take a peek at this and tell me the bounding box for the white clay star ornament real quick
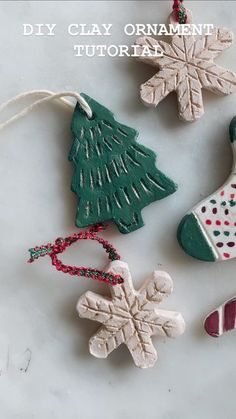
[135,12,236,122]
[77,260,185,369]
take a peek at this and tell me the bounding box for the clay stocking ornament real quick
[178,116,236,262]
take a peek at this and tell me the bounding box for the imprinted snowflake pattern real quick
[135,27,236,121]
[77,260,185,369]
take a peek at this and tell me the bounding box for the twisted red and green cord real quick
[28,224,123,286]
[173,0,187,24]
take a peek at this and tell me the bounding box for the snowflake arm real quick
[193,27,234,61]
[77,292,125,327]
[196,63,236,95]
[109,261,136,307]
[153,309,186,338]
[126,327,157,368]
[89,325,127,358]
[139,270,173,303]
[171,34,196,62]
[176,67,204,121]
[135,36,179,69]
[140,69,181,107]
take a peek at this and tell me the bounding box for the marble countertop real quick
[0,1,236,418]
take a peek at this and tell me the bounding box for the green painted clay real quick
[177,214,216,262]
[69,94,177,234]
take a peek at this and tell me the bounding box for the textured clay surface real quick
[70,94,177,234]
[135,26,236,122]
[77,260,185,369]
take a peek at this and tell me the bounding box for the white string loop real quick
[0,90,93,131]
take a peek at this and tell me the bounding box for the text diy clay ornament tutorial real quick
[22,22,214,57]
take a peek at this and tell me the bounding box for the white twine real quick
[0,90,93,131]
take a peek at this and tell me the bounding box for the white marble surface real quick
[0,1,236,418]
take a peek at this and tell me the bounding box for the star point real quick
[77,260,185,368]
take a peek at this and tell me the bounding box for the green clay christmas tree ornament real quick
[69,94,177,234]
[177,116,236,262]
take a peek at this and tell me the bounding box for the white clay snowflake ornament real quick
[135,12,236,122]
[77,260,185,369]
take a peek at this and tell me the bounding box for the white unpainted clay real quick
[77,260,185,369]
[135,18,236,122]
